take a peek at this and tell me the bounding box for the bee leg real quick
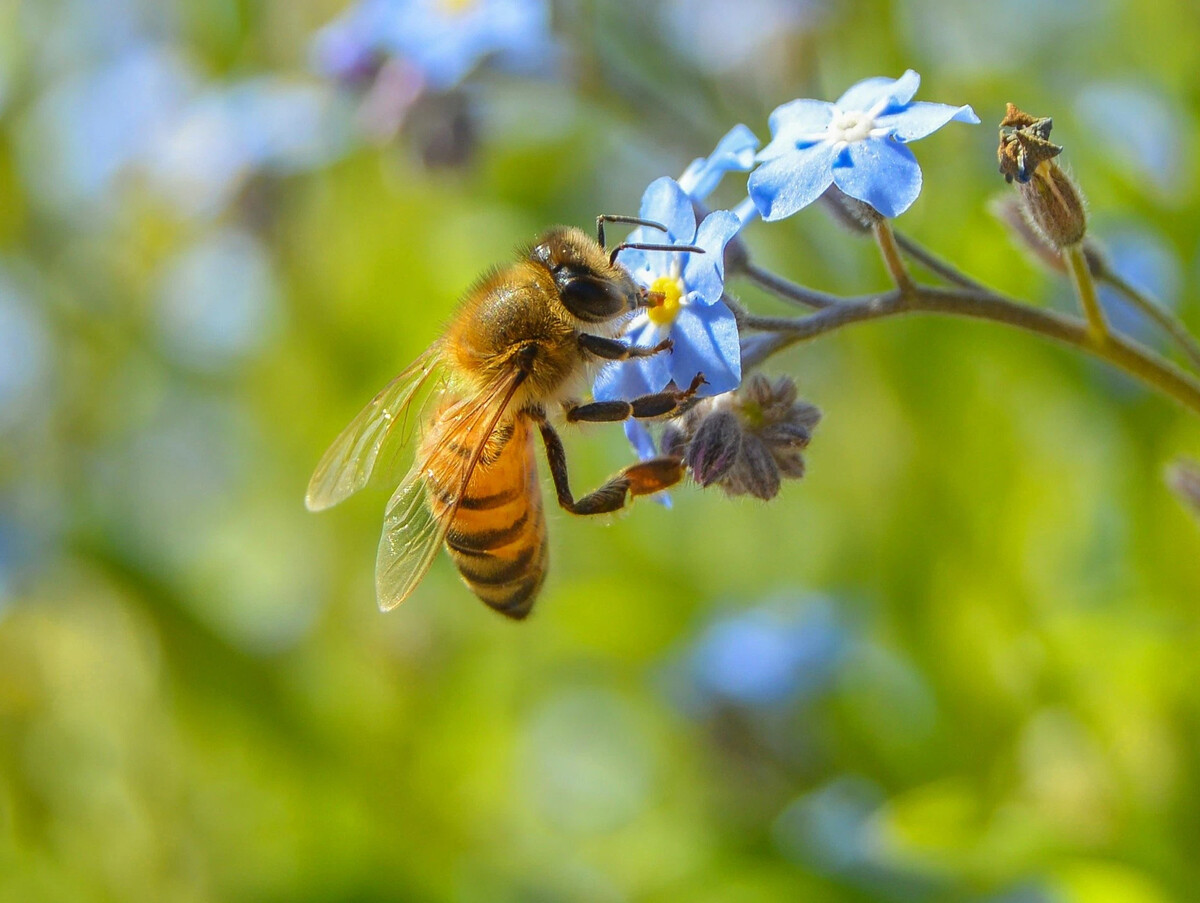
[578,333,672,361]
[563,372,706,423]
[534,416,683,515]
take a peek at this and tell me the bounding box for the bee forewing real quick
[305,345,442,512]
[373,366,528,610]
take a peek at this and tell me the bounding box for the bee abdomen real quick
[440,421,548,619]
[447,510,547,620]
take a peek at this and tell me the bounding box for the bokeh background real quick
[3,0,1200,900]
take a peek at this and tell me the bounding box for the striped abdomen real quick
[430,414,547,619]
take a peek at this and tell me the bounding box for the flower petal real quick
[682,210,741,305]
[593,319,671,400]
[637,176,697,245]
[625,420,657,460]
[758,99,835,161]
[747,143,838,221]
[876,101,980,142]
[835,69,920,114]
[669,301,741,396]
[832,138,922,218]
[679,124,760,200]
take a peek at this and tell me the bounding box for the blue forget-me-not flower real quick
[313,0,555,90]
[678,123,762,228]
[594,177,742,403]
[748,69,979,221]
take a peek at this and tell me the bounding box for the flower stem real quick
[741,260,840,309]
[1065,243,1108,341]
[739,280,1200,418]
[1096,266,1200,372]
[872,220,915,295]
[891,230,988,292]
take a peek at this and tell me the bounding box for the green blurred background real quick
[3,0,1200,900]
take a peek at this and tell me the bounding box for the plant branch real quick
[740,260,840,310]
[739,280,1200,418]
[892,230,989,293]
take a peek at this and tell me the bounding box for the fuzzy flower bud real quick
[685,409,742,486]
[819,184,882,233]
[675,374,821,500]
[989,195,1105,275]
[998,103,1087,249]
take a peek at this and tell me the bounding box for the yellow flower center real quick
[646,275,684,326]
[439,0,476,13]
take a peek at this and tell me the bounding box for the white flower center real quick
[828,109,875,144]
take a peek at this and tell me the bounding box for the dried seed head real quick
[998,104,1087,249]
[675,374,821,500]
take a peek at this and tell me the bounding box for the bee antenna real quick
[595,214,668,249]
[609,242,705,266]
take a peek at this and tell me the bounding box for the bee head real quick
[531,227,640,323]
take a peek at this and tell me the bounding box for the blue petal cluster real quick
[748,69,979,220]
[313,0,555,90]
[594,177,742,403]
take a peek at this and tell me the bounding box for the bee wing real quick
[375,367,528,611]
[305,344,443,512]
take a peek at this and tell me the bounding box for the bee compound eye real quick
[559,273,626,322]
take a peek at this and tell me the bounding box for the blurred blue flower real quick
[686,596,850,708]
[1094,224,1181,343]
[774,776,940,899]
[1077,81,1195,198]
[313,0,556,90]
[748,69,979,220]
[23,41,343,222]
[154,228,281,372]
[0,270,52,433]
[141,78,343,219]
[594,177,742,403]
[22,45,193,213]
[773,776,886,873]
[662,0,824,75]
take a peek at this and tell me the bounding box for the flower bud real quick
[819,184,880,233]
[990,195,1107,276]
[997,104,1087,249]
[685,409,742,486]
[674,374,821,500]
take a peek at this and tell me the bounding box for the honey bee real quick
[306,217,707,619]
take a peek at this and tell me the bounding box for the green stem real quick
[873,220,915,295]
[1065,243,1109,340]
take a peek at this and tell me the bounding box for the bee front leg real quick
[533,414,683,516]
[563,372,706,424]
[578,333,672,361]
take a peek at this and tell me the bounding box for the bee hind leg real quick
[533,415,683,516]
